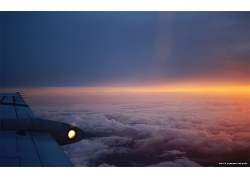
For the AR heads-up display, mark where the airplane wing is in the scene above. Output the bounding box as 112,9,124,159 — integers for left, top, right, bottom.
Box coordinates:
0,92,84,167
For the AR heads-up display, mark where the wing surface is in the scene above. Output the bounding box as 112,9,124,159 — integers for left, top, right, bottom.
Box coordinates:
0,93,36,119
0,93,74,167
0,130,74,166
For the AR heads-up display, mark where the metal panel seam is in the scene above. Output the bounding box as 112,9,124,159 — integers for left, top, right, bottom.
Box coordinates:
12,96,18,118
30,132,43,166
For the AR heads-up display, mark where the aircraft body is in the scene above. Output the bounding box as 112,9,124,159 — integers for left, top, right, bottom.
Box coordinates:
0,92,84,166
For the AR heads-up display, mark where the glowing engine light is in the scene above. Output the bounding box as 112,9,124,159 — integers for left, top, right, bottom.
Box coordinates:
68,129,76,140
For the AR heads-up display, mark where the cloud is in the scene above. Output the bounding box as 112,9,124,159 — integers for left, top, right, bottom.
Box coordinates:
33,95,249,166
63,139,115,166
148,157,201,167
159,150,186,157
98,163,116,167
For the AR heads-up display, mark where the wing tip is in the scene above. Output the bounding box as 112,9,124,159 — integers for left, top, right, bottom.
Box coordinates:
16,91,28,98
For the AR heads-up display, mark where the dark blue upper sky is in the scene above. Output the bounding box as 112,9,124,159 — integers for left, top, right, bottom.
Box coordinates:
1,12,249,88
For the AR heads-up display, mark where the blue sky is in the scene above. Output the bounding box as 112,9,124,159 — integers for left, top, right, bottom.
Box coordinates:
1,11,249,88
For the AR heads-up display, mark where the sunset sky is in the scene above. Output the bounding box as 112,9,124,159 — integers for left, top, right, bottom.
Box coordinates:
1,11,249,95
0,11,249,168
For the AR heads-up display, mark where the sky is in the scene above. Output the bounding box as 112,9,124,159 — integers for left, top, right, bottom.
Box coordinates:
1,11,249,91
0,11,250,168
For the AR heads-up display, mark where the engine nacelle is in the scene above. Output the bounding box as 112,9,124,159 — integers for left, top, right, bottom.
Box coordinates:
0,118,85,145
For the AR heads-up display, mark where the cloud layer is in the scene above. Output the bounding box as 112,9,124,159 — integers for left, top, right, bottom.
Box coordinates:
32,94,249,166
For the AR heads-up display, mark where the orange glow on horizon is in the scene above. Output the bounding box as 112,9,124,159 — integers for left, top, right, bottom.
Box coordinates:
2,83,250,97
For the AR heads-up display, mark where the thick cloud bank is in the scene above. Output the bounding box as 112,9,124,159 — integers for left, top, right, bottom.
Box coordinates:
32,95,249,167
